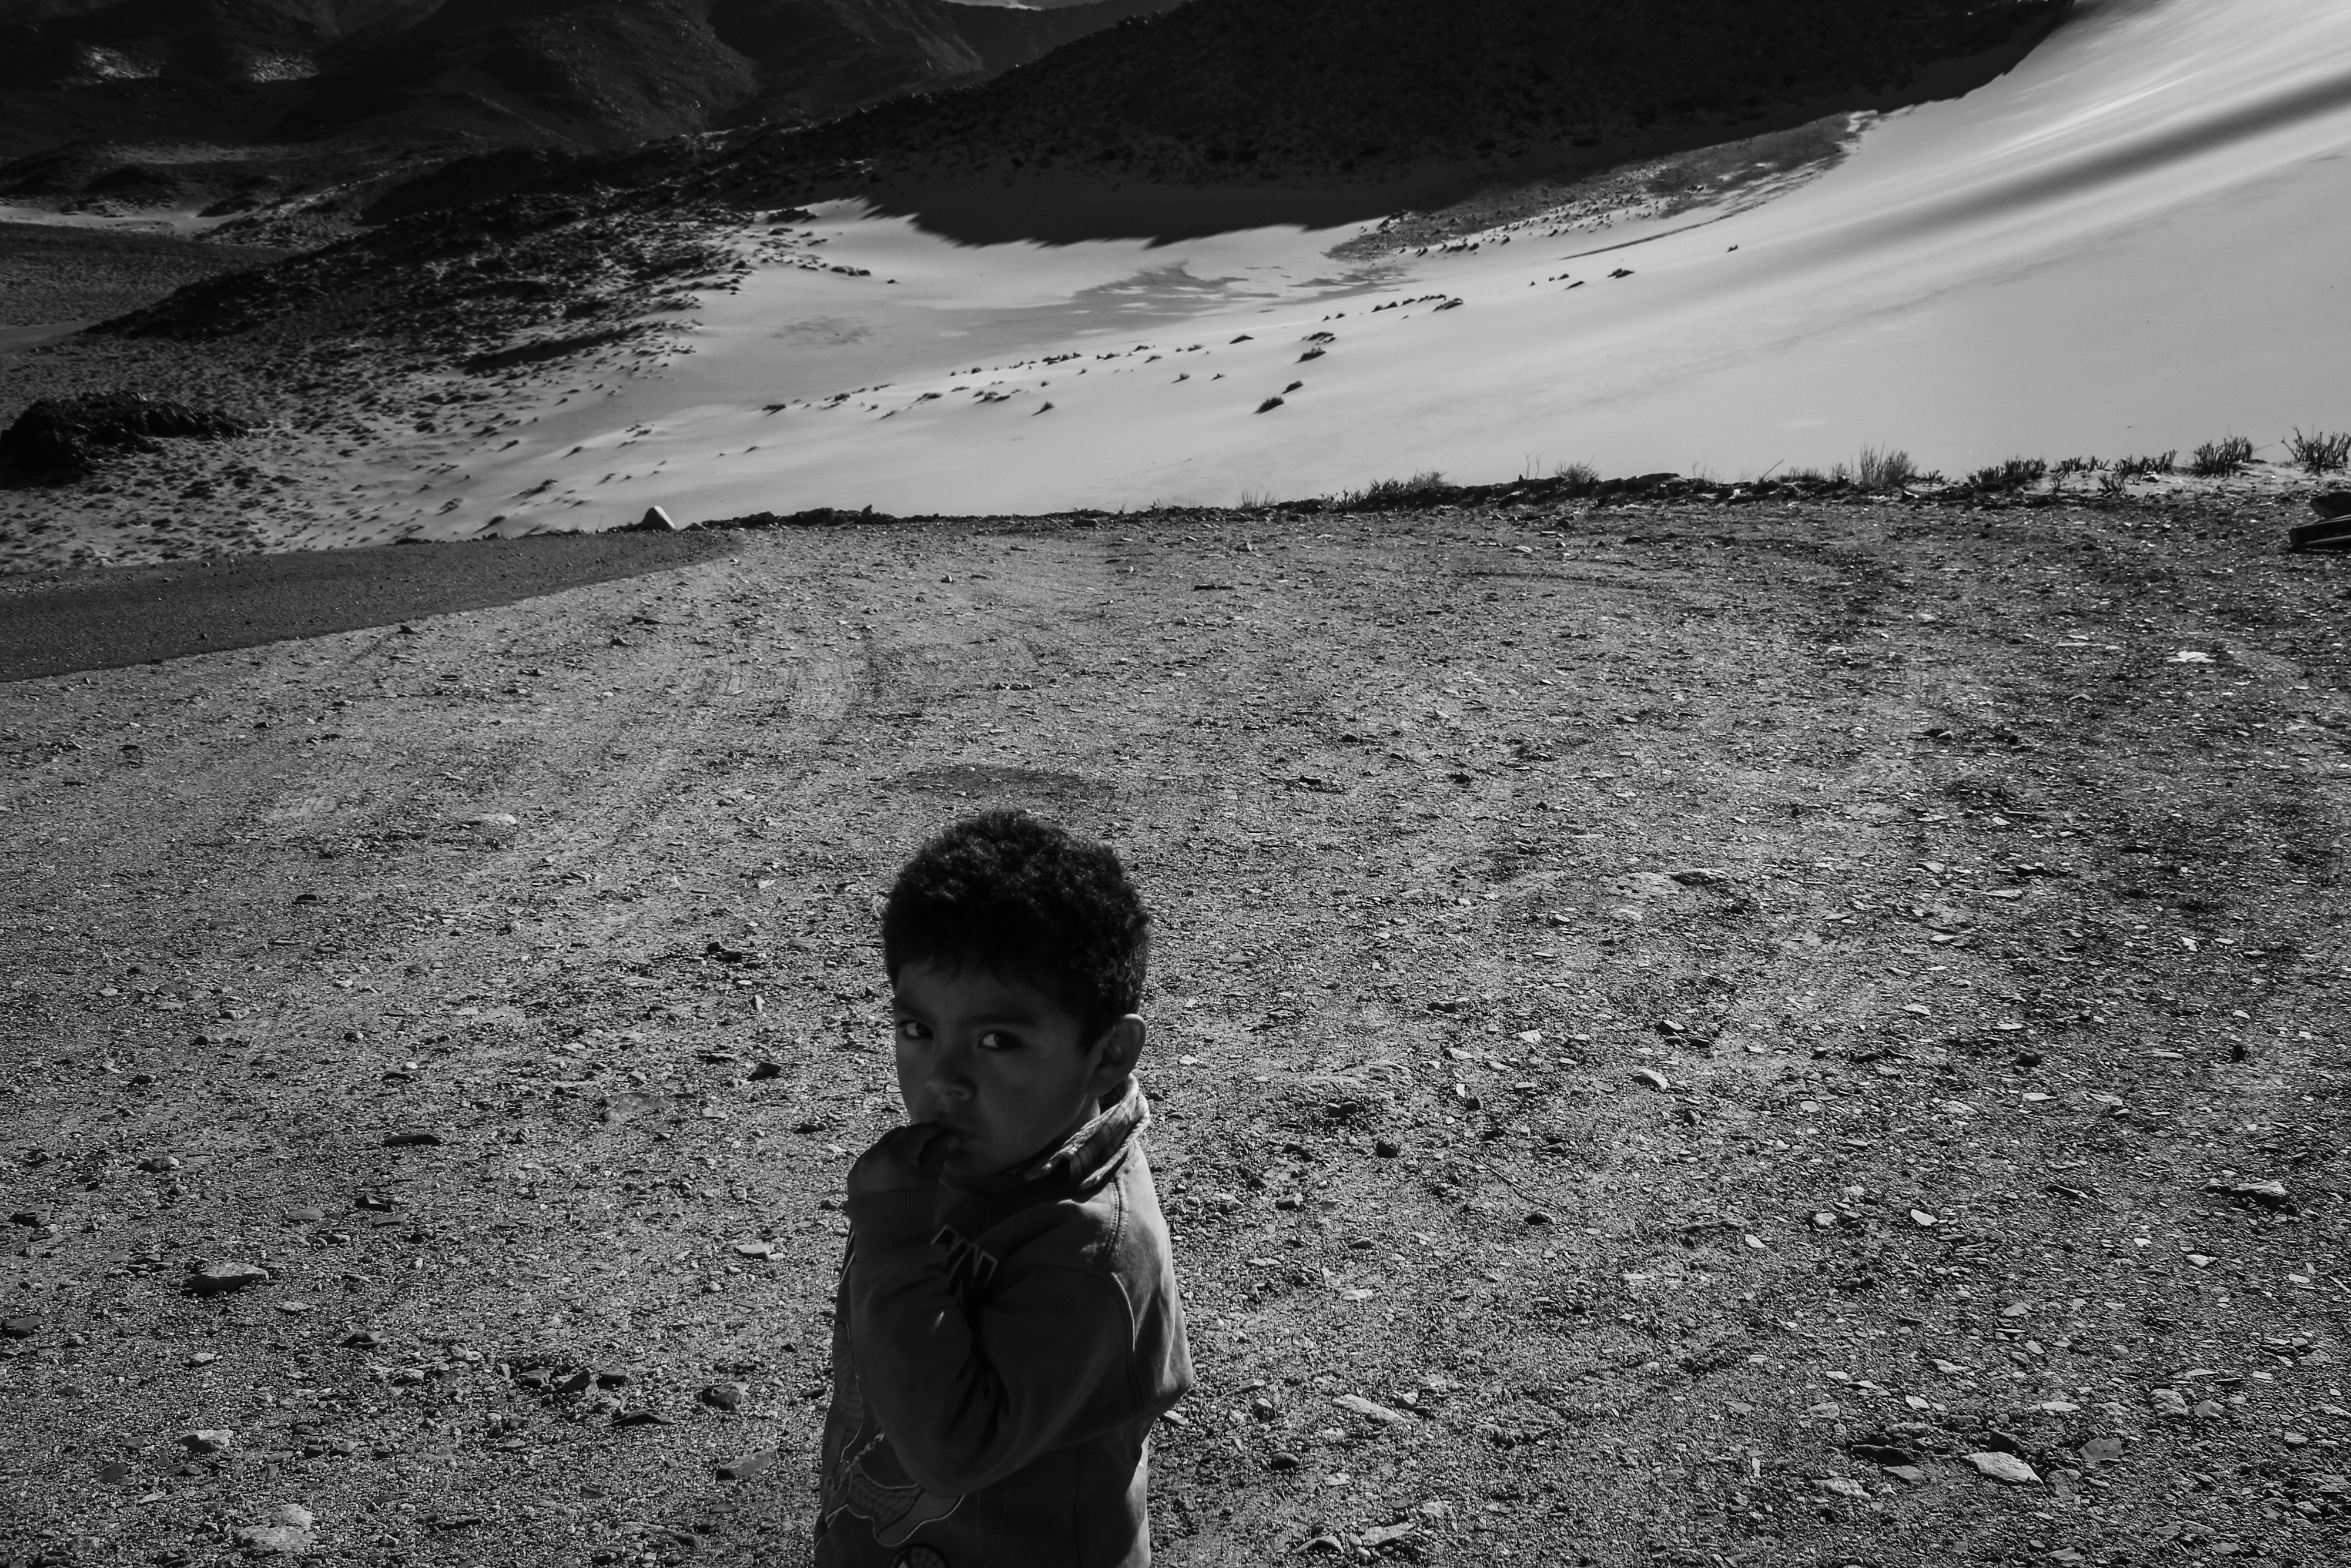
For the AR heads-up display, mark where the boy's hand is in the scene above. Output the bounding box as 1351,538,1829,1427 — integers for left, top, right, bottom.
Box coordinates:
847,1123,961,1201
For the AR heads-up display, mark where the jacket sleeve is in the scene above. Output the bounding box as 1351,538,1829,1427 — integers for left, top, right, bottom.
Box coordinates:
844,1188,1138,1496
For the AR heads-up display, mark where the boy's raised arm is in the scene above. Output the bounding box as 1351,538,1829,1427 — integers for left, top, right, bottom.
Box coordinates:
846,1186,1139,1496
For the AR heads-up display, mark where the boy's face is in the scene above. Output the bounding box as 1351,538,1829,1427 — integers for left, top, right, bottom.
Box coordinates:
889,959,1137,1178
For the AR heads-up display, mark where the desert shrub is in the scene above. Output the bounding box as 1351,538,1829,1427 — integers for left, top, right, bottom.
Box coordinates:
1553,460,1600,490
1854,446,1916,490
2285,428,2351,474
1339,470,1449,508
0,393,249,476
2098,469,2130,497
2052,455,2099,477
1255,396,1285,414
2114,450,2176,478
1783,467,1834,485
1966,457,2045,492
2190,435,2255,476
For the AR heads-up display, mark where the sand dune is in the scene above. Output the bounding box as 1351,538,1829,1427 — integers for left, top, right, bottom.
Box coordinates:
390,0,2350,531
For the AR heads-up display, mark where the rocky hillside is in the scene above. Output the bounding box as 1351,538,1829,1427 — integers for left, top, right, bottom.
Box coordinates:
0,0,1186,163
687,0,2072,198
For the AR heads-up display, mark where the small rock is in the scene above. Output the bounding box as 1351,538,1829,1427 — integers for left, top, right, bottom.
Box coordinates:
612,1409,674,1428
1632,1067,1672,1093
1268,1451,1301,1471
381,1131,444,1148
233,1502,315,1556
1,1315,39,1338
732,1241,773,1258
716,1447,778,1482
469,813,519,827
1884,1465,1927,1484
1908,1209,1939,1228
2151,1388,2192,1417
635,505,685,531
187,1264,270,1296
2209,1178,2292,1208
2079,1435,2125,1467
1525,1210,1553,1226
1965,1451,2041,1485
1333,1393,1405,1425
276,1302,312,1316
286,1207,326,1225
180,1430,236,1455
1372,1138,1402,1158
2192,1399,2225,1420
187,1352,218,1367
748,1061,783,1081
339,1331,381,1349
1667,867,1726,886
97,1459,132,1483
701,1383,747,1411
1817,1476,1869,1497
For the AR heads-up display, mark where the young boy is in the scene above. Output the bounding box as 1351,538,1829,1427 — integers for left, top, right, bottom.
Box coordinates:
816,810,1193,1568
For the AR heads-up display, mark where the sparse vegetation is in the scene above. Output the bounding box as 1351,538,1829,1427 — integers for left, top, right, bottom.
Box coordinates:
2052,455,2099,477
1552,460,1600,490
1337,470,1450,508
2285,428,2350,474
1254,396,1285,414
1853,445,1917,490
1965,456,2045,492
2191,435,2255,476
2114,450,2176,478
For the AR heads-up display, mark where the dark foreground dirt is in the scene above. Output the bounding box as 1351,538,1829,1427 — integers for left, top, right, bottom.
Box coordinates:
2,494,2347,1568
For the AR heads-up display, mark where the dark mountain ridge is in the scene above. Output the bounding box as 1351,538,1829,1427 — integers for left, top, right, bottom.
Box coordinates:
0,0,1183,165
720,0,2071,189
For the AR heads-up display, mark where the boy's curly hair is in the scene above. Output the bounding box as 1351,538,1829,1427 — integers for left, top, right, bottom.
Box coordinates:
882,810,1151,1043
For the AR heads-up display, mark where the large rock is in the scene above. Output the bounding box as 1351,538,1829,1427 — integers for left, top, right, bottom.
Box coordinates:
0,394,249,477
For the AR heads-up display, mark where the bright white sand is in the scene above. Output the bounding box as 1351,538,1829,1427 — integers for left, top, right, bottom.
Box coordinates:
406,0,2351,532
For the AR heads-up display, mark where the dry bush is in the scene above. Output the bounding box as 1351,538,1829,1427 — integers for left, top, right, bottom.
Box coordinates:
2285,428,2350,474
2190,435,2254,476
1966,457,2045,492
1854,446,1917,490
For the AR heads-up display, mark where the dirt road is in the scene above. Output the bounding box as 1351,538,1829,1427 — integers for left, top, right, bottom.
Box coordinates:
3,494,2346,1567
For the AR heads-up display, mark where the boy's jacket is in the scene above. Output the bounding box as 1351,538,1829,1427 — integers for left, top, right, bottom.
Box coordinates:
816,1079,1193,1568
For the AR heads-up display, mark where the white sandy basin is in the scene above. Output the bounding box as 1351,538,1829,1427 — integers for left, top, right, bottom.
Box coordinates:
406,0,2351,531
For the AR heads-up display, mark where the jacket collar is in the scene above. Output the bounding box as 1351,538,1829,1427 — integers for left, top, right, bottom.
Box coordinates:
1022,1076,1150,1191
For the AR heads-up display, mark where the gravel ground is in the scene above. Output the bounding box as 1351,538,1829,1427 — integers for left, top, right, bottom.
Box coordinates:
2,494,2347,1568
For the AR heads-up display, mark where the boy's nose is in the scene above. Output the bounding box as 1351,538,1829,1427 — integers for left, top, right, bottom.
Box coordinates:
925,1054,976,1104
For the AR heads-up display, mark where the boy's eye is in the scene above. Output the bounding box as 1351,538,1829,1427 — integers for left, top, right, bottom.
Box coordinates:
977,1030,1019,1052
896,1018,929,1042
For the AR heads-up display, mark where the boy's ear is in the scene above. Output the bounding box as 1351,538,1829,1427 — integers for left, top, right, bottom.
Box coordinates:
1088,1014,1146,1094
